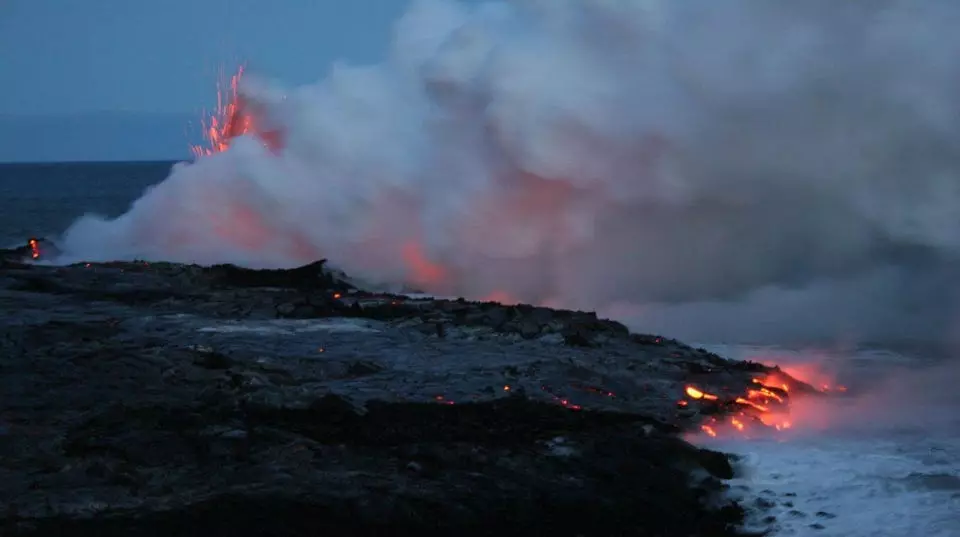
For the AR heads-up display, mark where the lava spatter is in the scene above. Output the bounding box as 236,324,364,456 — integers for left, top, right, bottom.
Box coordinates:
192,66,283,158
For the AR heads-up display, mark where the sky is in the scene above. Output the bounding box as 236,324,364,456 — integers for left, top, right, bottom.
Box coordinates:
0,0,412,161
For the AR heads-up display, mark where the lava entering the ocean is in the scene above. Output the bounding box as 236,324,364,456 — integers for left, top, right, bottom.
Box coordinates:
681,378,792,438
677,367,846,437
681,367,848,439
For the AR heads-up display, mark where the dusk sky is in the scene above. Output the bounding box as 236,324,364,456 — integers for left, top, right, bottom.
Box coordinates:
0,0,412,160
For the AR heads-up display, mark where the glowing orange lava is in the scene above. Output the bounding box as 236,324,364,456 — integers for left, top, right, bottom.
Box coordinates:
681,361,848,439
681,377,796,438
28,238,40,260
686,387,719,401
191,65,283,158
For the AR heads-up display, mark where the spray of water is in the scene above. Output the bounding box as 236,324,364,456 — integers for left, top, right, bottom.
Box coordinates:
57,0,960,345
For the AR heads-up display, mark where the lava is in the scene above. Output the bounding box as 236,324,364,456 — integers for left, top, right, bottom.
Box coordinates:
28,238,40,260
680,377,796,438
678,355,855,439
686,387,719,401
182,67,851,435
191,65,283,158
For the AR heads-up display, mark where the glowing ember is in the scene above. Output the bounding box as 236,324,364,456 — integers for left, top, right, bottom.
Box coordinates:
730,417,745,431
753,377,790,393
434,395,455,406
191,65,283,158
542,385,583,411
734,397,769,413
747,386,784,403
685,386,719,401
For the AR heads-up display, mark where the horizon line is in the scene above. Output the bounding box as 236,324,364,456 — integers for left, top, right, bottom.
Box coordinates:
0,158,186,166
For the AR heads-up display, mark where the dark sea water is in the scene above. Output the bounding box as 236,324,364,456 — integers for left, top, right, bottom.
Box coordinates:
0,161,175,247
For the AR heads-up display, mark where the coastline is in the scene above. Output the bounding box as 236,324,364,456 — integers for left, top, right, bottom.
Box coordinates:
0,248,779,536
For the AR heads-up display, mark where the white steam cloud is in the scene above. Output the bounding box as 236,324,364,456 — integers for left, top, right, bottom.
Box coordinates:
58,0,960,345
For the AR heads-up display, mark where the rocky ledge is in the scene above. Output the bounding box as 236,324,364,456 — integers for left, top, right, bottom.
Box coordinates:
0,244,785,536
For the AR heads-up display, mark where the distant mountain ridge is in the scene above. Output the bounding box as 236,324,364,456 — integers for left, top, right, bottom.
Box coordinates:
0,111,203,163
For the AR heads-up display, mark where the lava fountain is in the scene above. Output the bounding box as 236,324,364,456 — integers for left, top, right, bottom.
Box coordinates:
191,66,284,158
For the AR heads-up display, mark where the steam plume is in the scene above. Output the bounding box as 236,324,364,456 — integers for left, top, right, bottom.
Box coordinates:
58,0,960,344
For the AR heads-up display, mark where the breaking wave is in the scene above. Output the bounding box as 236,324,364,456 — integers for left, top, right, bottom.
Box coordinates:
58,0,960,345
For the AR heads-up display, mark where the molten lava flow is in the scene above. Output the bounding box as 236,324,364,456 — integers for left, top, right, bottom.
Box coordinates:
28,238,40,260
191,65,284,158
680,378,796,438
686,386,719,401
679,356,853,439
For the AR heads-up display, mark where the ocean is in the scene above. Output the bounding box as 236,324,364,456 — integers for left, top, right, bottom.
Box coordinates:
0,161,173,248
1,160,959,536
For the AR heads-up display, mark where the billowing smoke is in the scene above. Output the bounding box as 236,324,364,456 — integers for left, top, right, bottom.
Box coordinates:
58,0,960,345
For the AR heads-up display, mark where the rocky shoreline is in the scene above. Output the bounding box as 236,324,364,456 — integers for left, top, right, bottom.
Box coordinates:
0,243,781,536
